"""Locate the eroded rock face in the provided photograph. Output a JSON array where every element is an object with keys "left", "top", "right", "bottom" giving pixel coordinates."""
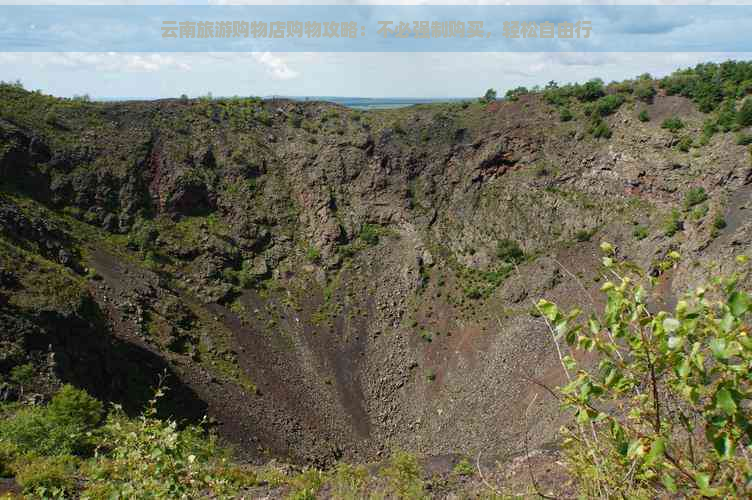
[{"left": 1, "top": 90, "right": 751, "bottom": 465}]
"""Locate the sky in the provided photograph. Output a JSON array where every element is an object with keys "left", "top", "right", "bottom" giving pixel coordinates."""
[{"left": 1, "top": 0, "right": 752, "bottom": 99}]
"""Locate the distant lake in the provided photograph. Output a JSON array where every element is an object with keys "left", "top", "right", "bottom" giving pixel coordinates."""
[{"left": 286, "top": 96, "right": 471, "bottom": 110}]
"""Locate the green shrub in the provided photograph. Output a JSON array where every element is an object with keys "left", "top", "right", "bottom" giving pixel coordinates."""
[
  {"left": 588, "top": 117, "right": 612, "bottom": 139},
  {"left": 661, "top": 116, "right": 684, "bottom": 132},
  {"left": 257, "top": 110, "right": 272, "bottom": 126},
  {"left": 0, "top": 441, "right": 19, "bottom": 477},
  {"left": 664, "top": 209, "right": 683, "bottom": 237},
  {"left": 638, "top": 110, "right": 650, "bottom": 122},
  {"left": 684, "top": 187, "right": 708, "bottom": 208},
  {"left": 0, "top": 406, "right": 89, "bottom": 457},
  {"left": 575, "top": 229, "right": 595, "bottom": 242},
  {"left": 288, "top": 468, "right": 325, "bottom": 499},
  {"left": 574, "top": 78, "right": 605, "bottom": 102},
  {"left": 690, "top": 204, "right": 709, "bottom": 221},
  {"left": 632, "top": 225, "right": 649, "bottom": 240},
  {"left": 330, "top": 463, "right": 368, "bottom": 499},
  {"left": 14, "top": 455, "right": 78, "bottom": 496},
  {"left": 559, "top": 107, "right": 573, "bottom": 122},
  {"left": 359, "top": 224, "right": 380, "bottom": 245},
  {"left": 677, "top": 136, "right": 693, "bottom": 152},
  {"left": 595, "top": 94, "right": 625, "bottom": 116},
  {"left": 505, "top": 87, "right": 529, "bottom": 101},
  {"left": 634, "top": 80, "right": 656, "bottom": 102},
  {"left": 714, "top": 214, "right": 728, "bottom": 230},
  {"left": 48, "top": 384, "right": 103, "bottom": 430},
  {"left": 305, "top": 246, "right": 320, "bottom": 263},
  {"left": 482, "top": 88, "right": 497, "bottom": 102},
  {"left": 381, "top": 451, "right": 425, "bottom": 499},
  {"left": 452, "top": 458, "right": 474, "bottom": 477},
  {"left": 86, "top": 390, "right": 232, "bottom": 498},
  {"left": 496, "top": 239, "right": 524, "bottom": 263},
  {"left": 0, "top": 385, "right": 102, "bottom": 457},
  {"left": 544, "top": 246, "right": 752, "bottom": 497}
]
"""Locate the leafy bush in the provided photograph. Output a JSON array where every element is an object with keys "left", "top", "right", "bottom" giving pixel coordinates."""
[
  {"left": 634, "top": 80, "right": 656, "bottom": 102},
  {"left": 13, "top": 455, "right": 78, "bottom": 496},
  {"left": 482, "top": 88, "right": 497, "bottom": 103},
  {"left": 684, "top": 187, "right": 708, "bottom": 208},
  {"left": 48, "top": 384, "right": 102, "bottom": 430},
  {"left": 359, "top": 224, "right": 380, "bottom": 245},
  {"left": 575, "top": 229, "right": 596, "bottom": 242},
  {"left": 452, "top": 458, "right": 474, "bottom": 477},
  {"left": 559, "top": 107, "right": 573, "bottom": 122},
  {"left": 638, "top": 110, "right": 650, "bottom": 122},
  {"left": 664, "top": 209, "right": 683, "bottom": 237},
  {"left": 632, "top": 225, "right": 649, "bottom": 241},
  {"left": 588, "top": 117, "right": 612, "bottom": 139},
  {"left": 496, "top": 239, "right": 524, "bottom": 263},
  {"left": 691, "top": 204, "right": 709, "bottom": 221},
  {"left": 380, "top": 451, "right": 425, "bottom": 499},
  {"left": 84, "top": 389, "right": 236, "bottom": 498},
  {"left": 256, "top": 110, "right": 272, "bottom": 126},
  {"left": 542, "top": 245, "right": 752, "bottom": 497},
  {"left": 575, "top": 78, "right": 606, "bottom": 102},
  {"left": 677, "top": 136, "right": 693, "bottom": 152},
  {"left": 714, "top": 214, "right": 728, "bottom": 230},
  {"left": 0, "top": 441, "right": 18, "bottom": 477},
  {"left": 305, "top": 246, "right": 320, "bottom": 263},
  {"left": 595, "top": 94, "right": 625, "bottom": 117},
  {"left": 661, "top": 116, "right": 685, "bottom": 132},
  {"left": 505, "top": 87, "right": 529, "bottom": 101},
  {"left": 1, "top": 405, "right": 92, "bottom": 456}
]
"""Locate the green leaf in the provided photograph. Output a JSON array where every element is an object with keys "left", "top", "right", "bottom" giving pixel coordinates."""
[
  {"left": 537, "top": 299, "right": 559, "bottom": 322},
  {"left": 715, "top": 387, "right": 737, "bottom": 416},
  {"left": 645, "top": 437, "right": 666, "bottom": 466},
  {"left": 661, "top": 473, "right": 677, "bottom": 493},
  {"left": 562, "top": 355, "right": 577, "bottom": 371},
  {"left": 668, "top": 336, "right": 685, "bottom": 350},
  {"left": 729, "top": 290, "right": 750, "bottom": 318},
  {"left": 676, "top": 357, "right": 690, "bottom": 379},
  {"left": 712, "top": 432, "right": 736, "bottom": 460},
  {"left": 694, "top": 472, "right": 710, "bottom": 490},
  {"left": 626, "top": 439, "right": 644, "bottom": 459},
  {"left": 710, "top": 338, "right": 731, "bottom": 360},
  {"left": 588, "top": 317, "right": 601, "bottom": 335}
]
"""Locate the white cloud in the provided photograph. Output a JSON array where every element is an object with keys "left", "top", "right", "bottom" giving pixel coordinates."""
[
  {"left": 250, "top": 52, "right": 299, "bottom": 80},
  {"left": 27, "top": 52, "right": 191, "bottom": 72}
]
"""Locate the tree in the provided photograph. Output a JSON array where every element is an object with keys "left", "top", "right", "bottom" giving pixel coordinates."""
[
  {"left": 483, "top": 88, "right": 497, "bottom": 103},
  {"left": 539, "top": 244, "right": 752, "bottom": 497}
]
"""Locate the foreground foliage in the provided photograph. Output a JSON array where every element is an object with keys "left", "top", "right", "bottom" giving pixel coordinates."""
[
  {"left": 0, "top": 384, "right": 490, "bottom": 498},
  {"left": 540, "top": 244, "right": 752, "bottom": 497},
  {"left": 0, "top": 384, "right": 254, "bottom": 498}
]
